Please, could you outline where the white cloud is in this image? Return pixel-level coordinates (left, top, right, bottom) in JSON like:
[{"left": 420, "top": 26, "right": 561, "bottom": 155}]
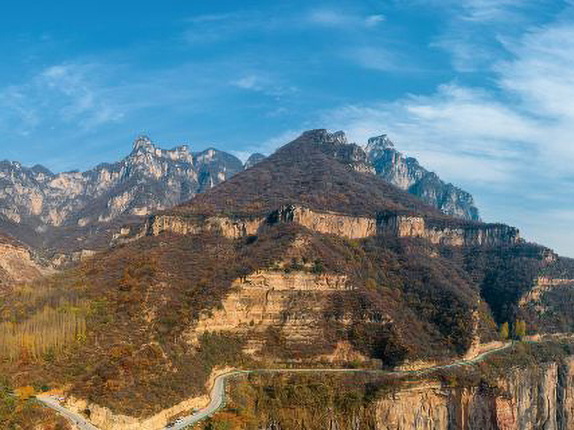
[
  {"left": 345, "top": 46, "right": 401, "bottom": 72},
  {"left": 428, "top": 0, "right": 557, "bottom": 71},
  {"left": 233, "top": 75, "right": 261, "bottom": 91},
  {"left": 459, "top": 0, "right": 524, "bottom": 22},
  {"left": 314, "top": 11, "right": 574, "bottom": 254}
]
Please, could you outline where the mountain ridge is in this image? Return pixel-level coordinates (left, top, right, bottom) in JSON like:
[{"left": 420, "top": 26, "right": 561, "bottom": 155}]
[
  {"left": 0, "top": 127, "right": 572, "bottom": 426},
  {"left": 0, "top": 130, "right": 483, "bottom": 264}
]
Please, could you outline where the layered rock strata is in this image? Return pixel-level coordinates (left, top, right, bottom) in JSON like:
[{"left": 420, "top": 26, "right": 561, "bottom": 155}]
[{"left": 124, "top": 205, "right": 518, "bottom": 248}]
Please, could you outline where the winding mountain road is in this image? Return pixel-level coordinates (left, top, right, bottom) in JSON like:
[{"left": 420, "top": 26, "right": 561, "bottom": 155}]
[{"left": 37, "top": 342, "right": 515, "bottom": 430}]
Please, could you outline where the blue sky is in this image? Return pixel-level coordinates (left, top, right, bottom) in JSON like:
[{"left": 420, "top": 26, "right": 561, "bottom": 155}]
[{"left": 1, "top": 0, "right": 574, "bottom": 255}]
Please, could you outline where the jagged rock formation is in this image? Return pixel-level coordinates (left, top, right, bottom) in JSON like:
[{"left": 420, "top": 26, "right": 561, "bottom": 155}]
[
  {"left": 0, "top": 235, "right": 47, "bottom": 287},
  {"left": 0, "top": 136, "right": 244, "bottom": 230},
  {"left": 188, "top": 270, "right": 357, "bottom": 356},
  {"left": 519, "top": 256, "right": 574, "bottom": 334},
  {"left": 366, "top": 134, "right": 480, "bottom": 221},
  {"left": 375, "top": 360, "right": 573, "bottom": 430}
]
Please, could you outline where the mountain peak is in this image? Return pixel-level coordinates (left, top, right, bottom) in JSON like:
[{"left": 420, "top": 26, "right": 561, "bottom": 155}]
[
  {"left": 132, "top": 135, "right": 155, "bottom": 153},
  {"left": 366, "top": 134, "right": 395, "bottom": 152},
  {"left": 365, "top": 133, "right": 480, "bottom": 221},
  {"left": 301, "top": 129, "right": 348, "bottom": 145}
]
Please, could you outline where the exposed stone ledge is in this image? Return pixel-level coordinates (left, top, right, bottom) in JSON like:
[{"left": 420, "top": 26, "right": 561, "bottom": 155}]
[
  {"left": 114, "top": 205, "right": 520, "bottom": 248},
  {"left": 146, "top": 214, "right": 263, "bottom": 238},
  {"left": 63, "top": 389, "right": 208, "bottom": 430},
  {"left": 519, "top": 276, "right": 574, "bottom": 306},
  {"left": 186, "top": 270, "right": 353, "bottom": 354},
  {"left": 377, "top": 213, "right": 520, "bottom": 247},
  {"left": 374, "top": 359, "right": 574, "bottom": 430},
  {"left": 0, "top": 243, "right": 48, "bottom": 283}
]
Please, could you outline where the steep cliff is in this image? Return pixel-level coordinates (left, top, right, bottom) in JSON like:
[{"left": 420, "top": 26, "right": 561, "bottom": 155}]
[
  {"left": 125, "top": 204, "right": 516, "bottom": 248},
  {"left": 519, "top": 256, "right": 574, "bottom": 335},
  {"left": 214, "top": 345, "right": 574, "bottom": 430},
  {"left": 0, "top": 235, "right": 47, "bottom": 287}
]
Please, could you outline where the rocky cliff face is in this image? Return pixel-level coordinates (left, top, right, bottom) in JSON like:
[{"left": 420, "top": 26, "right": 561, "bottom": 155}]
[
  {"left": 314, "top": 130, "right": 375, "bottom": 174},
  {"left": 0, "top": 136, "right": 244, "bottom": 229},
  {"left": 366, "top": 134, "right": 480, "bottom": 221},
  {"left": 240, "top": 357, "right": 574, "bottom": 430},
  {"left": 127, "top": 204, "right": 516, "bottom": 248},
  {"left": 378, "top": 213, "right": 519, "bottom": 247},
  {"left": 187, "top": 269, "right": 357, "bottom": 357},
  {"left": 373, "top": 359, "right": 574, "bottom": 430},
  {"left": 0, "top": 236, "right": 47, "bottom": 287}
]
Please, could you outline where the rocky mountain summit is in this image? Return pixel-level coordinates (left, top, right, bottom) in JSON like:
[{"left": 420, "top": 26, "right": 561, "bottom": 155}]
[
  {"left": 0, "top": 131, "right": 479, "bottom": 244},
  {"left": 239, "top": 130, "right": 480, "bottom": 222},
  {"left": 0, "top": 136, "right": 244, "bottom": 230},
  {"left": 365, "top": 134, "right": 480, "bottom": 220}
]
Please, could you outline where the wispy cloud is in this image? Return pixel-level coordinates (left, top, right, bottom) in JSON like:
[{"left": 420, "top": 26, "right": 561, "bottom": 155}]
[
  {"left": 428, "top": 0, "right": 563, "bottom": 71},
  {"left": 313, "top": 11, "right": 574, "bottom": 255},
  {"left": 306, "top": 8, "right": 386, "bottom": 29},
  {"left": 0, "top": 62, "right": 125, "bottom": 134},
  {"left": 231, "top": 74, "right": 298, "bottom": 98}
]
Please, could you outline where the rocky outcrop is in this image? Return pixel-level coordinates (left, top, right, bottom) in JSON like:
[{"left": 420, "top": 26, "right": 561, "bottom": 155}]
[
  {"left": 268, "top": 205, "right": 377, "bottom": 239},
  {"left": 378, "top": 214, "right": 520, "bottom": 247},
  {"left": 520, "top": 277, "right": 574, "bottom": 306},
  {"left": 186, "top": 270, "right": 357, "bottom": 356},
  {"left": 0, "top": 136, "right": 244, "bottom": 229},
  {"left": 366, "top": 134, "right": 480, "bottom": 221},
  {"left": 62, "top": 390, "right": 209, "bottom": 430},
  {"left": 133, "top": 205, "right": 518, "bottom": 248},
  {"left": 309, "top": 130, "right": 374, "bottom": 174},
  {"left": 0, "top": 239, "right": 47, "bottom": 285},
  {"left": 144, "top": 214, "right": 264, "bottom": 239},
  {"left": 373, "top": 359, "right": 574, "bottom": 430},
  {"left": 247, "top": 358, "right": 574, "bottom": 430}
]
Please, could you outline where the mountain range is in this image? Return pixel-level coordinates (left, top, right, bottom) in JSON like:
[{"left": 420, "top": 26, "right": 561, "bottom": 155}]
[
  {"left": 0, "top": 132, "right": 480, "bottom": 259},
  {"left": 1, "top": 129, "right": 574, "bottom": 430}
]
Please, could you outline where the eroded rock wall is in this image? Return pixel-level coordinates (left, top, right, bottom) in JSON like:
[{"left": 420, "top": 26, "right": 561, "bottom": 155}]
[
  {"left": 377, "top": 214, "right": 520, "bottom": 247},
  {"left": 145, "top": 214, "right": 263, "bottom": 238},
  {"left": 373, "top": 359, "right": 574, "bottom": 430},
  {"left": 139, "top": 206, "right": 518, "bottom": 248},
  {"left": 249, "top": 358, "right": 574, "bottom": 430},
  {"left": 270, "top": 205, "right": 377, "bottom": 239},
  {"left": 186, "top": 270, "right": 356, "bottom": 355},
  {"left": 0, "top": 242, "right": 47, "bottom": 285}
]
